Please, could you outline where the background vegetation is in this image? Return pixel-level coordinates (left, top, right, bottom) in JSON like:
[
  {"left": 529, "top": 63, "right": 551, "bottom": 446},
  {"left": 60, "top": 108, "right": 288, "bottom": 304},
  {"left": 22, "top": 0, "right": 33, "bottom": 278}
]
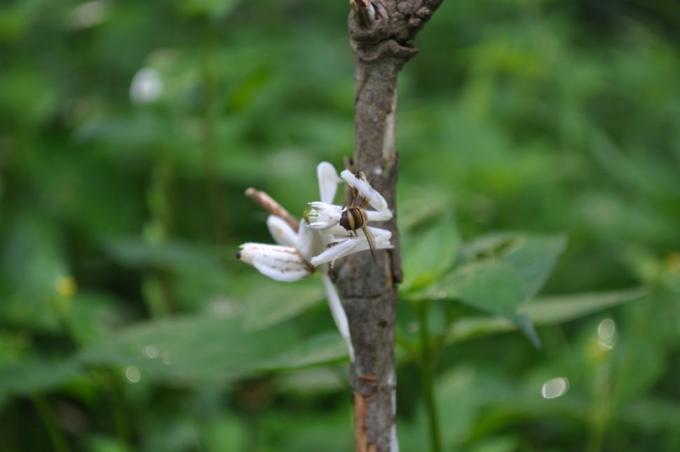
[{"left": 1, "top": 0, "right": 679, "bottom": 451}]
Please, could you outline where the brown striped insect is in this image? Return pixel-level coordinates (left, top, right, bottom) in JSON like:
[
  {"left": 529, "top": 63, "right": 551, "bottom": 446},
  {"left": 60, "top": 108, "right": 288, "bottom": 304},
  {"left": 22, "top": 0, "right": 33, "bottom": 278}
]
[{"left": 339, "top": 172, "right": 377, "bottom": 261}]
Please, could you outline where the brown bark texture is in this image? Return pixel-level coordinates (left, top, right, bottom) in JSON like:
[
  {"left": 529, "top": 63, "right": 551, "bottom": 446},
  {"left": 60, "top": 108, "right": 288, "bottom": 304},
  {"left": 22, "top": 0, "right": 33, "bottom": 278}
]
[{"left": 333, "top": 1, "right": 444, "bottom": 451}]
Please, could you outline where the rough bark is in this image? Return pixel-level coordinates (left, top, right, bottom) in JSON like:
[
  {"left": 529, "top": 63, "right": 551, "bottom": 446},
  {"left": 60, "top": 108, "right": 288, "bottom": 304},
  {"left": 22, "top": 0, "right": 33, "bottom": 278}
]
[{"left": 333, "top": 1, "right": 444, "bottom": 451}]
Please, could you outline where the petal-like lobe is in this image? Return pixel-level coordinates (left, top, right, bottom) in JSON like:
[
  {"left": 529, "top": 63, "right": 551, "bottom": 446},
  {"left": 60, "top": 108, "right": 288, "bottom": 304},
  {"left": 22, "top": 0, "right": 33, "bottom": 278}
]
[
  {"left": 340, "top": 169, "right": 391, "bottom": 216},
  {"left": 365, "top": 209, "right": 393, "bottom": 222},
  {"left": 238, "top": 243, "right": 311, "bottom": 282},
  {"left": 310, "top": 227, "right": 392, "bottom": 266},
  {"left": 311, "top": 239, "right": 359, "bottom": 267},
  {"left": 306, "top": 202, "right": 342, "bottom": 229},
  {"left": 267, "top": 215, "right": 299, "bottom": 247},
  {"left": 321, "top": 272, "right": 354, "bottom": 361},
  {"left": 296, "top": 220, "right": 324, "bottom": 261},
  {"left": 317, "top": 162, "right": 341, "bottom": 204}
]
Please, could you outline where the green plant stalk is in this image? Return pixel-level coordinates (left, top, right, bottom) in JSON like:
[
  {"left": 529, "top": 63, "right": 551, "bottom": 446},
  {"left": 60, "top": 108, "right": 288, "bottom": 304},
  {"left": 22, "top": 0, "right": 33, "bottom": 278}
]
[
  {"left": 33, "top": 395, "right": 71, "bottom": 452},
  {"left": 143, "top": 158, "right": 175, "bottom": 317},
  {"left": 50, "top": 296, "right": 132, "bottom": 446},
  {"left": 586, "top": 365, "right": 611, "bottom": 452},
  {"left": 108, "top": 374, "right": 132, "bottom": 444},
  {"left": 418, "top": 301, "right": 443, "bottom": 452},
  {"left": 200, "top": 39, "right": 227, "bottom": 247},
  {"left": 430, "top": 304, "right": 458, "bottom": 357}
]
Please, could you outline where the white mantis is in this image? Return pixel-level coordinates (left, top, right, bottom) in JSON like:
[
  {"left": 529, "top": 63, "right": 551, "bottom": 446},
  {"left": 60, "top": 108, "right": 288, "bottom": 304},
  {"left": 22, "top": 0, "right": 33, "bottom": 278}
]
[{"left": 237, "top": 162, "right": 393, "bottom": 361}]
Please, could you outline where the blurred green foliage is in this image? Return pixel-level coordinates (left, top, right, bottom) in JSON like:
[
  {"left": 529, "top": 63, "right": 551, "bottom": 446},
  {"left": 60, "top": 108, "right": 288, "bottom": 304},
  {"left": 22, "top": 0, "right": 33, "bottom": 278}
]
[{"left": 1, "top": 0, "right": 680, "bottom": 451}]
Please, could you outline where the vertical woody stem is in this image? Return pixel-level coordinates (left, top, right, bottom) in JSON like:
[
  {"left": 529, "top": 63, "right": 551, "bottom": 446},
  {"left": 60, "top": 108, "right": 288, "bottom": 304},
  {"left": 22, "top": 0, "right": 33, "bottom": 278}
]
[
  {"left": 334, "top": 57, "right": 402, "bottom": 452},
  {"left": 336, "top": 1, "right": 444, "bottom": 450}
]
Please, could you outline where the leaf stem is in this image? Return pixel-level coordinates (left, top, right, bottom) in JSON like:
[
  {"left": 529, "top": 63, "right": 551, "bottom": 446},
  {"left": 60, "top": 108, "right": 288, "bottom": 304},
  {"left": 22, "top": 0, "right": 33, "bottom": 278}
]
[
  {"left": 200, "top": 34, "right": 228, "bottom": 246},
  {"left": 105, "top": 372, "right": 132, "bottom": 444},
  {"left": 51, "top": 295, "right": 132, "bottom": 447},
  {"left": 430, "top": 303, "right": 458, "bottom": 357},
  {"left": 143, "top": 157, "right": 175, "bottom": 317},
  {"left": 417, "top": 301, "right": 443, "bottom": 452},
  {"left": 32, "top": 395, "right": 71, "bottom": 452}
]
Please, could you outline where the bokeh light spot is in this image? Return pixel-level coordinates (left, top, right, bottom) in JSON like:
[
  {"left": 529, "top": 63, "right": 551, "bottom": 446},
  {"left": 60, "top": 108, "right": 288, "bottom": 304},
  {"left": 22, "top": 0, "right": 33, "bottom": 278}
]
[{"left": 541, "top": 377, "right": 569, "bottom": 399}]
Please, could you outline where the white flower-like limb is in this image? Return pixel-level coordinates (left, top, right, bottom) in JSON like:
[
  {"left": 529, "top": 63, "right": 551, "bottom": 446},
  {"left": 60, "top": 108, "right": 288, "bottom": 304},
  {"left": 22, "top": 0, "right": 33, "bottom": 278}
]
[
  {"left": 237, "top": 162, "right": 394, "bottom": 362},
  {"left": 306, "top": 169, "right": 393, "bottom": 267}
]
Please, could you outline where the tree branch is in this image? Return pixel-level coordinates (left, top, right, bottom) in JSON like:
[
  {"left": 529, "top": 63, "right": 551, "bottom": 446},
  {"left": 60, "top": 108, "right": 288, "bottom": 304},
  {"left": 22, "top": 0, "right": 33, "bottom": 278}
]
[
  {"left": 335, "top": 1, "right": 444, "bottom": 451},
  {"left": 244, "top": 187, "right": 299, "bottom": 232}
]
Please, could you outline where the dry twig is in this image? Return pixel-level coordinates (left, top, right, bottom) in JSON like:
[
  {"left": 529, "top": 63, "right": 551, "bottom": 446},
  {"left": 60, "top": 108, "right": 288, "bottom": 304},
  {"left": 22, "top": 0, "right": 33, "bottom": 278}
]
[{"left": 244, "top": 187, "right": 299, "bottom": 232}]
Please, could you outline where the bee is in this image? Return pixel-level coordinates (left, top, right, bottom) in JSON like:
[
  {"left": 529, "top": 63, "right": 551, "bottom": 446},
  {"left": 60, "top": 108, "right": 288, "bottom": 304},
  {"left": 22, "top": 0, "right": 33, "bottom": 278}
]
[{"left": 339, "top": 171, "right": 378, "bottom": 261}]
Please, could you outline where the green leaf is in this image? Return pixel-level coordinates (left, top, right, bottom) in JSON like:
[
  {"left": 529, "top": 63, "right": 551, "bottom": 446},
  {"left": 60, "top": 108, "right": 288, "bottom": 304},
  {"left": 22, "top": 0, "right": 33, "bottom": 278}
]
[
  {"left": 104, "top": 238, "right": 223, "bottom": 273},
  {"left": 86, "top": 436, "right": 132, "bottom": 452},
  {"left": 458, "top": 233, "right": 519, "bottom": 263},
  {"left": 502, "top": 235, "right": 567, "bottom": 301},
  {"left": 422, "top": 234, "right": 566, "bottom": 344},
  {"left": 203, "top": 415, "right": 246, "bottom": 452},
  {"left": 242, "top": 280, "right": 323, "bottom": 331},
  {"left": 0, "top": 359, "right": 84, "bottom": 399},
  {"left": 438, "top": 260, "right": 525, "bottom": 317},
  {"left": 457, "top": 233, "right": 567, "bottom": 300},
  {"left": 446, "top": 287, "right": 646, "bottom": 343},
  {"left": 66, "top": 291, "right": 128, "bottom": 345},
  {"left": 512, "top": 314, "right": 541, "bottom": 348},
  {"left": 434, "top": 367, "right": 478, "bottom": 445},
  {"left": 467, "top": 437, "right": 519, "bottom": 452},
  {"left": 523, "top": 287, "right": 647, "bottom": 324},
  {"left": 253, "top": 331, "right": 347, "bottom": 372},
  {"left": 397, "top": 187, "right": 453, "bottom": 232},
  {"left": 78, "top": 314, "right": 289, "bottom": 384},
  {"left": 401, "top": 216, "right": 460, "bottom": 292},
  {"left": 620, "top": 397, "right": 680, "bottom": 432},
  {"left": 176, "top": 0, "right": 240, "bottom": 19},
  {"left": 78, "top": 314, "right": 347, "bottom": 384}
]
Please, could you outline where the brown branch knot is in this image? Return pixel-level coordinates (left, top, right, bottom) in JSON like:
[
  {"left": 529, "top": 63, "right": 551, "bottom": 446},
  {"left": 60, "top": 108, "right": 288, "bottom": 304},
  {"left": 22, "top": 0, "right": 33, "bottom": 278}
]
[{"left": 348, "top": 0, "right": 444, "bottom": 64}]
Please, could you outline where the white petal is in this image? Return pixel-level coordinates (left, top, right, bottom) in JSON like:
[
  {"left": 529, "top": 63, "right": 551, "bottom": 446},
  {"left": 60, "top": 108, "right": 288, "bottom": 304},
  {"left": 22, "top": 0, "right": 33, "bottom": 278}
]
[
  {"left": 296, "top": 220, "right": 324, "bottom": 261},
  {"left": 365, "top": 209, "right": 393, "bottom": 222},
  {"left": 237, "top": 243, "right": 311, "bottom": 282},
  {"left": 317, "top": 162, "right": 342, "bottom": 204},
  {"left": 321, "top": 272, "right": 355, "bottom": 361},
  {"left": 329, "top": 226, "right": 392, "bottom": 247},
  {"left": 311, "top": 228, "right": 392, "bottom": 266},
  {"left": 311, "top": 239, "right": 360, "bottom": 267},
  {"left": 365, "top": 226, "right": 392, "bottom": 244},
  {"left": 266, "top": 215, "right": 298, "bottom": 247},
  {"left": 340, "top": 169, "right": 391, "bottom": 217},
  {"left": 306, "top": 202, "right": 342, "bottom": 229},
  {"left": 326, "top": 224, "right": 351, "bottom": 238}
]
